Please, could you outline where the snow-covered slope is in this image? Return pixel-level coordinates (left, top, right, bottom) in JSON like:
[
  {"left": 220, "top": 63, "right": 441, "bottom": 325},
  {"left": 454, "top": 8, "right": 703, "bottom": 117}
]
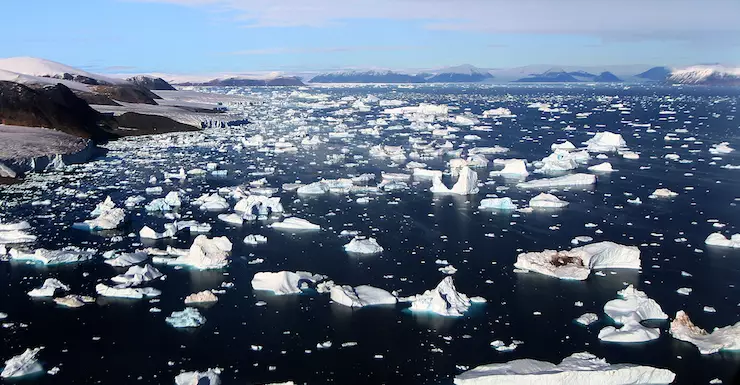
[
  {"left": 668, "top": 65, "right": 740, "bottom": 85},
  {"left": 0, "top": 57, "right": 125, "bottom": 85}
]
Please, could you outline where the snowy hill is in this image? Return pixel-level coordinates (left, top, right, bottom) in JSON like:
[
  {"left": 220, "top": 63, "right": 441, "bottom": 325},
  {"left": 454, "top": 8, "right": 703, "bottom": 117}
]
[
  {"left": 426, "top": 64, "right": 493, "bottom": 83},
  {"left": 309, "top": 70, "right": 427, "bottom": 83},
  {"left": 635, "top": 66, "right": 672, "bottom": 81},
  {"left": 668, "top": 65, "right": 740, "bottom": 85},
  {"left": 0, "top": 57, "right": 124, "bottom": 86}
]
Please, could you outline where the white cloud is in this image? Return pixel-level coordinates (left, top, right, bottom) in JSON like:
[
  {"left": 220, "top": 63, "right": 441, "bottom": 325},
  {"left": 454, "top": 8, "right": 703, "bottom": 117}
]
[{"left": 130, "top": 0, "right": 740, "bottom": 41}]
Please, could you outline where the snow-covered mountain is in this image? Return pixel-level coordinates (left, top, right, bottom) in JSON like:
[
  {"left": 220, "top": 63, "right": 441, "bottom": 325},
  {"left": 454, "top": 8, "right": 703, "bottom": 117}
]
[
  {"left": 0, "top": 57, "right": 125, "bottom": 86},
  {"left": 309, "top": 70, "right": 427, "bottom": 83},
  {"left": 668, "top": 65, "right": 740, "bottom": 85},
  {"left": 426, "top": 64, "right": 493, "bottom": 83}
]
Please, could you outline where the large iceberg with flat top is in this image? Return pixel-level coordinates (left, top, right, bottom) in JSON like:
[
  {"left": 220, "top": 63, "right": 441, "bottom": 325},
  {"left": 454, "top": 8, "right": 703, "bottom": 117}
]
[
  {"left": 0, "top": 221, "right": 36, "bottom": 244},
  {"left": 251, "top": 271, "right": 327, "bottom": 295},
  {"left": 517, "top": 173, "right": 596, "bottom": 189},
  {"left": 95, "top": 283, "right": 161, "bottom": 299},
  {"left": 514, "top": 241, "right": 640, "bottom": 280},
  {"left": 403, "top": 276, "right": 477, "bottom": 317},
  {"left": 705, "top": 232, "right": 740, "bottom": 248},
  {"left": 430, "top": 166, "right": 479, "bottom": 195},
  {"left": 584, "top": 132, "right": 627, "bottom": 152},
  {"left": 453, "top": 352, "right": 675, "bottom": 385},
  {"left": 478, "top": 197, "right": 517, "bottom": 210},
  {"left": 529, "top": 193, "right": 569, "bottom": 208},
  {"left": 670, "top": 310, "right": 740, "bottom": 354},
  {"left": 330, "top": 285, "right": 397, "bottom": 308},
  {"left": 489, "top": 159, "right": 528, "bottom": 177},
  {"left": 270, "top": 217, "right": 321, "bottom": 231},
  {"left": 9, "top": 247, "right": 95, "bottom": 265}
]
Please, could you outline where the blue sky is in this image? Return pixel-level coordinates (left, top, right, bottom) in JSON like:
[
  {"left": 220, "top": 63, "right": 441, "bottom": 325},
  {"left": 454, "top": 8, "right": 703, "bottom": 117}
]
[{"left": 1, "top": 0, "right": 739, "bottom": 74}]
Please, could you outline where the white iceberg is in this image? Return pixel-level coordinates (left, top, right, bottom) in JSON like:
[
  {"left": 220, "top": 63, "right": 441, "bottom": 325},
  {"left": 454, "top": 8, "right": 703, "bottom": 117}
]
[
  {"left": 584, "top": 132, "right": 627, "bottom": 152},
  {"left": 10, "top": 247, "right": 95, "bottom": 265},
  {"left": 243, "top": 234, "right": 268, "bottom": 245},
  {"left": 156, "top": 236, "right": 232, "bottom": 270},
  {"left": 478, "top": 197, "right": 517, "bottom": 210},
  {"left": 514, "top": 242, "right": 640, "bottom": 280},
  {"left": 453, "top": 352, "right": 675, "bottom": 385},
  {"left": 650, "top": 188, "right": 678, "bottom": 198},
  {"left": 73, "top": 200, "right": 125, "bottom": 231},
  {"left": 705, "top": 232, "right": 740, "bottom": 248},
  {"left": 598, "top": 321, "right": 660, "bottom": 343},
  {"left": 343, "top": 237, "right": 384, "bottom": 254},
  {"left": 270, "top": 217, "right": 321, "bottom": 231},
  {"left": 174, "top": 369, "right": 220, "bottom": 385},
  {"left": 529, "top": 193, "right": 569, "bottom": 208},
  {"left": 670, "top": 310, "right": 740, "bottom": 354},
  {"left": 0, "top": 223, "right": 37, "bottom": 244},
  {"left": 490, "top": 159, "right": 528, "bottom": 177},
  {"left": 430, "top": 166, "right": 479, "bottom": 195},
  {"left": 551, "top": 140, "right": 576, "bottom": 151},
  {"left": 139, "top": 224, "right": 177, "bottom": 240},
  {"left": 95, "top": 283, "right": 161, "bottom": 299},
  {"left": 111, "top": 264, "right": 163, "bottom": 286},
  {"left": 330, "top": 285, "right": 397, "bottom": 308},
  {"left": 575, "top": 313, "right": 598, "bottom": 326},
  {"left": 185, "top": 290, "right": 218, "bottom": 304},
  {"left": 1, "top": 347, "right": 44, "bottom": 379},
  {"left": 28, "top": 278, "right": 69, "bottom": 297},
  {"left": 103, "top": 251, "right": 148, "bottom": 267},
  {"left": 54, "top": 295, "right": 95, "bottom": 308},
  {"left": 517, "top": 173, "right": 596, "bottom": 189},
  {"left": 251, "top": 271, "right": 326, "bottom": 295},
  {"left": 404, "top": 276, "right": 475, "bottom": 317},
  {"left": 166, "top": 307, "right": 206, "bottom": 328},
  {"left": 588, "top": 162, "right": 615, "bottom": 172}
]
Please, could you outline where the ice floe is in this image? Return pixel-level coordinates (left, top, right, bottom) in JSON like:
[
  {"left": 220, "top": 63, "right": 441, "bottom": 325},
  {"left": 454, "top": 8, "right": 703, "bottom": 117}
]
[{"left": 514, "top": 242, "right": 640, "bottom": 280}]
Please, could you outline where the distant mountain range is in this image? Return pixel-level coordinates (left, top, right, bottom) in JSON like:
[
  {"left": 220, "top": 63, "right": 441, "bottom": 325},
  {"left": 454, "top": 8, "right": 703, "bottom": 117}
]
[
  {"left": 514, "top": 68, "right": 622, "bottom": 83},
  {"left": 174, "top": 76, "right": 304, "bottom": 87},
  {"left": 309, "top": 65, "right": 494, "bottom": 83}
]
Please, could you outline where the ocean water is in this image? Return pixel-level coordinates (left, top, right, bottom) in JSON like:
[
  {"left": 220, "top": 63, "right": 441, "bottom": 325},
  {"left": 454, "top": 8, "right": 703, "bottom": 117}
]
[{"left": 0, "top": 84, "right": 739, "bottom": 384}]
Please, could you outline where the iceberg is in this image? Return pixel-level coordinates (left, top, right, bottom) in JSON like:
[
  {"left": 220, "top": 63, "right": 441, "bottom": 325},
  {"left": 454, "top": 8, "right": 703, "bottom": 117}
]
[
  {"left": 251, "top": 271, "right": 327, "bottom": 295},
  {"left": 28, "top": 278, "right": 69, "bottom": 297},
  {"left": 330, "top": 285, "right": 397, "bottom": 308},
  {"left": 705, "top": 232, "right": 740, "bottom": 248},
  {"left": 709, "top": 142, "right": 734, "bottom": 155},
  {"left": 111, "top": 264, "right": 163, "bottom": 286},
  {"left": 588, "top": 162, "right": 615, "bottom": 172},
  {"left": 598, "top": 285, "right": 667, "bottom": 343},
  {"left": 234, "top": 195, "right": 283, "bottom": 217},
  {"left": 584, "top": 132, "right": 627, "bottom": 152},
  {"left": 1, "top": 347, "right": 44, "bottom": 379},
  {"left": 404, "top": 276, "right": 474, "bottom": 317},
  {"left": 270, "top": 217, "right": 321, "bottom": 231},
  {"left": 649, "top": 188, "right": 678, "bottom": 198},
  {"left": 343, "top": 237, "right": 384, "bottom": 254},
  {"left": 598, "top": 321, "right": 660, "bottom": 343},
  {"left": 430, "top": 166, "right": 479, "bottom": 195},
  {"left": 193, "top": 193, "right": 229, "bottom": 211},
  {"left": 95, "top": 283, "right": 161, "bottom": 299},
  {"left": 54, "top": 295, "right": 95, "bottom": 308},
  {"left": 489, "top": 159, "right": 528, "bottom": 177},
  {"left": 535, "top": 150, "right": 589, "bottom": 173},
  {"left": 517, "top": 173, "right": 596, "bottom": 189},
  {"left": 139, "top": 224, "right": 177, "bottom": 240},
  {"left": 90, "top": 196, "right": 115, "bottom": 217},
  {"left": 0, "top": 229, "right": 37, "bottom": 244},
  {"left": 243, "top": 234, "right": 268, "bottom": 245},
  {"left": 217, "top": 213, "right": 243, "bottom": 226},
  {"left": 103, "top": 251, "right": 148, "bottom": 267},
  {"left": 174, "top": 369, "right": 220, "bottom": 385},
  {"left": 157, "top": 236, "right": 232, "bottom": 270},
  {"left": 670, "top": 310, "right": 740, "bottom": 354},
  {"left": 551, "top": 140, "right": 576, "bottom": 151},
  {"left": 514, "top": 242, "right": 640, "bottom": 280},
  {"left": 575, "top": 313, "right": 598, "bottom": 326},
  {"left": 478, "top": 197, "right": 517, "bottom": 210},
  {"left": 413, "top": 168, "right": 443, "bottom": 180},
  {"left": 9, "top": 247, "right": 95, "bottom": 265},
  {"left": 529, "top": 193, "right": 569, "bottom": 208},
  {"left": 185, "top": 290, "right": 218, "bottom": 304},
  {"left": 166, "top": 307, "right": 206, "bottom": 328},
  {"left": 453, "top": 352, "right": 675, "bottom": 385},
  {"left": 73, "top": 206, "right": 125, "bottom": 231}
]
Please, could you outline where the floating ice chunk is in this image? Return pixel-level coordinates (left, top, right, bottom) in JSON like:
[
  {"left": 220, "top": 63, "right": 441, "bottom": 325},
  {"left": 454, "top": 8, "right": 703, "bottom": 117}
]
[
  {"left": 139, "top": 224, "right": 176, "bottom": 240},
  {"left": 588, "top": 162, "right": 615, "bottom": 172},
  {"left": 95, "top": 283, "right": 161, "bottom": 299},
  {"left": 10, "top": 247, "right": 94, "bottom": 265},
  {"left": 0, "top": 229, "right": 37, "bottom": 244},
  {"left": 621, "top": 151, "right": 639, "bottom": 159},
  {"left": 164, "top": 168, "right": 186, "bottom": 181},
  {"left": 218, "top": 213, "right": 243, "bottom": 226},
  {"left": 413, "top": 168, "right": 443, "bottom": 180},
  {"left": 627, "top": 197, "right": 642, "bottom": 205},
  {"left": 270, "top": 217, "right": 321, "bottom": 231},
  {"left": 90, "top": 196, "right": 115, "bottom": 217},
  {"left": 185, "top": 291, "right": 218, "bottom": 304},
  {"left": 575, "top": 313, "right": 598, "bottom": 326},
  {"left": 344, "top": 236, "right": 384, "bottom": 254},
  {"left": 157, "top": 236, "right": 232, "bottom": 270},
  {"left": 604, "top": 285, "right": 667, "bottom": 324},
  {"left": 529, "top": 193, "right": 569, "bottom": 208},
  {"left": 454, "top": 352, "right": 675, "bottom": 385},
  {"left": 0, "top": 221, "right": 31, "bottom": 231},
  {"left": 330, "top": 285, "right": 397, "bottom": 308},
  {"left": 676, "top": 287, "right": 692, "bottom": 296},
  {"left": 404, "top": 276, "right": 474, "bottom": 317},
  {"left": 166, "top": 307, "right": 206, "bottom": 328},
  {"left": 584, "top": 132, "right": 626, "bottom": 152},
  {"left": 111, "top": 264, "right": 163, "bottom": 286},
  {"left": 670, "top": 310, "right": 740, "bottom": 354},
  {"left": 570, "top": 236, "right": 594, "bottom": 245},
  {"left": 649, "top": 188, "right": 678, "bottom": 198},
  {"left": 1, "top": 347, "right": 44, "bottom": 379},
  {"left": 73, "top": 206, "right": 125, "bottom": 231},
  {"left": 0, "top": 163, "right": 16, "bottom": 178},
  {"left": 251, "top": 271, "right": 327, "bottom": 295},
  {"left": 193, "top": 193, "right": 229, "bottom": 211},
  {"left": 438, "top": 265, "right": 458, "bottom": 274},
  {"left": 234, "top": 195, "right": 284, "bottom": 217},
  {"left": 174, "top": 369, "right": 220, "bottom": 385},
  {"left": 483, "top": 107, "right": 515, "bottom": 117},
  {"left": 709, "top": 142, "right": 734, "bottom": 154},
  {"left": 514, "top": 242, "right": 640, "bottom": 280},
  {"left": 490, "top": 340, "right": 520, "bottom": 352},
  {"left": 551, "top": 141, "right": 576, "bottom": 151},
  {"left": 144, "top": 199, "right": 172, "bottom": 212},
  {"left": 536, "top": 150, "right": 589, "bottom": 173},
  {"left": 705, "top": 232, "right": 740, "bottom": 248},
  {"left": 28, "top": 278, "right": 69, "bottom": 297},
  {"left": 478, "top": 197, "right": 517, "bottom": 210},
  {"left": 490, "top": 159, "right": 528, "bottom": 177},
  {"left": 517, "top": 173, "right": 596, "bottom": 189},
  {"left": 103, "top": 251, "right": 148, "bottom": 267},
  {"left": 431, "top": 166, "right": 479, "bottom": 195},
  {"left": 54, "top": 295, "right": 95, "bottom": 308},
  {"left": 243, "top": 234, "right": 268, "bottom": 245},
  {"left": 124, "top": 196, "right": 145, "bottom": 208}
]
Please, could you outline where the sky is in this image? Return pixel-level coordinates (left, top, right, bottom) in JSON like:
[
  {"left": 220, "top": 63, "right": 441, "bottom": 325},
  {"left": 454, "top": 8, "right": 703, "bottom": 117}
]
[{"left": 1, "top": 0, "right": 739, "bottom": 74}]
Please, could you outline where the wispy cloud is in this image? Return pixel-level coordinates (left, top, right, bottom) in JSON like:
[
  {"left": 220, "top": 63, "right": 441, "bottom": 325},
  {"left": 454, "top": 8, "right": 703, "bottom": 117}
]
[
  {"left": 226, "top": 45, "right": 427, "bottom": 55},
  {"left": 128, "top": 0, "right": 740, "bottom": 42}
]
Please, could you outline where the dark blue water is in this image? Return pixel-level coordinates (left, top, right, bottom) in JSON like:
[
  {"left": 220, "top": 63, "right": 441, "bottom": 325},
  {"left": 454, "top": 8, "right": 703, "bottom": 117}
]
[{"left": 1, "top": 84, "right": 739, "bottom": 384}]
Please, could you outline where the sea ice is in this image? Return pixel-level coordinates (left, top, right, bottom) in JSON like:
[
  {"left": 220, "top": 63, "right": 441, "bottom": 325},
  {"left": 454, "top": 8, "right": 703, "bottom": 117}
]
[
  {"left": 584, "top": 132, "right": 627, "bottom": 152},
  {"left": 478, "top": 197, "right": 517, "bottom": 210},
  {"left": 588, "top": 162, "right": 615, "bottom": 172},
  {"left": 103, "top": 251, "right": 148, "bottom": 267},
  {"left": 517, "top": 173, "right": 596, "bottom": 189},
  {"left": 54, "top": 295, "right": 95, "bottom": 308},
  {"left": 1, "top": 347, "right": 44, "bottom": 379},
  {"left": 156, "top": 236, "right": 232, "bottom": 269},
  {"left": 489, "top": 159, "right": 528, "bottom": 177},
  {"left": 243, "top": 234, "right": 268, "bottom": 245},
  {"left": 704, "top": 232, "right": 740, "bottom": 248},
  {"left": 95, "top": 284, "right": 161, "bottom": 299},
  {"left": 343, "top": 237, "right": 384, "bottom": 254},
  {"left": 270, "top": 217, "right": 321, "bottom": 231},
  {"left": 514, "top": 242, "right": 640, "bottom": 280},
  {"left": 650, "top": 188, "right": 678, "bottom": 198},
  {"left": 9, "top": 247, "right": 95, "bottom": 265},
  {"left": 111, "top": 264, "right": 163, "bottom": 286},
  {"left": 454, "top": 352, "right": 675, "bottom": 385},
  {"left": 603, "top": 285, "right": 667, "bottom": 324},
  {"left": 575, "top": 313, "right": 598, "bottom": 326},
  {"left": 166, "top": 307, "right": 206, "bottom": 328},
  {"left": 185, "top": 290, "right": 218, "bottom": 304}
]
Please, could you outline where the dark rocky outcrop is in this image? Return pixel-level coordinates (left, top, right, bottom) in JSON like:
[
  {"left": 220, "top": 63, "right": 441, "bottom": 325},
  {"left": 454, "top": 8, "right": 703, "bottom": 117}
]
[
  {"left": 112, "top": 112, "right": 200, "bottom": 136},
  {"left": 636, "top": 66, "right": 671, "bottom": 81},
  {"left": 0, "top": 81, "right": 118, "bottom": 140},
  {"left": 126, "top": 75, "right": 177, "bottom": 91},
  {"left": 593, "top": 71, "right": 622, "bottom": 82},
  {"left": 91, "top": 84, "right": 161, "bottom": 104}
]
